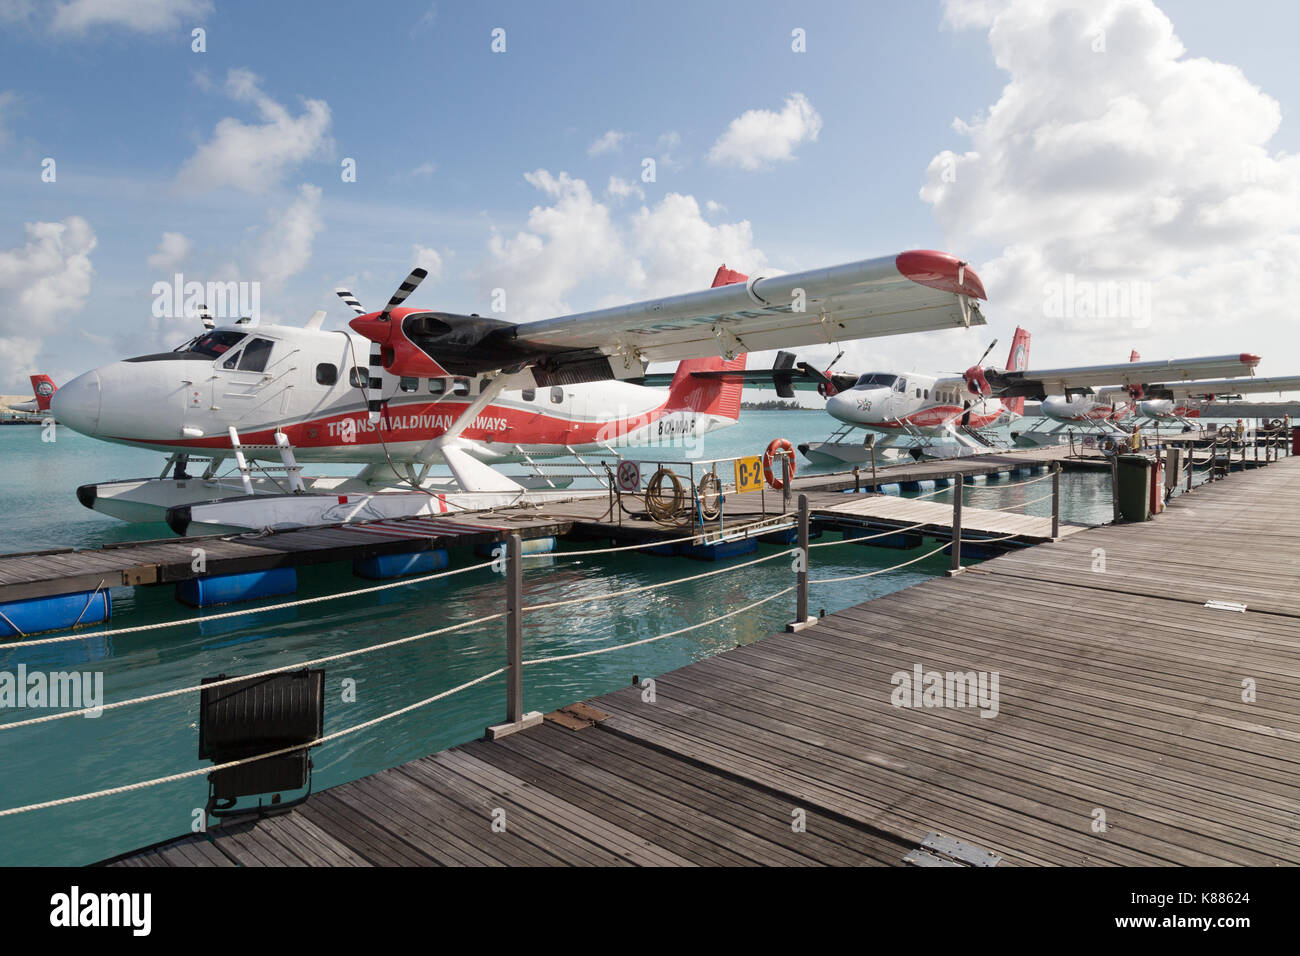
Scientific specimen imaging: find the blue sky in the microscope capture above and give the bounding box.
[2,0,1299,392]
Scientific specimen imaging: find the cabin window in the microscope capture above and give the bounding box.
[550,386,564,404]
[923,389,929,399]
[316,363,338,386]
[521,388,535,402]
[479,377,491,394]
[222,350,241,370]
[896,378,907,393]
[452,378,471,396]
[237,338,274,373]
[399,376,419,393]
[915,388,922,399]
[349,367,368,388]
[429,378,445,395]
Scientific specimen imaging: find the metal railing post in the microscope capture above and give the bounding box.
[506,533,523,723]
[782,451,792,513]
[950,473,963,574]
[786,494,815,633]
[485,533,542,740]
[1051,462,1060,539]
[1110,453,1120,522]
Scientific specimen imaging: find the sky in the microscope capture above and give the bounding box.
[1,0,1298,398]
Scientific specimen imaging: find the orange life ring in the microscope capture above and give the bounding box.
[763,438,796,489]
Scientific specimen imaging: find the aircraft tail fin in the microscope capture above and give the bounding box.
[30,374,57,412]
[665,354,748,421]
[1130,349,1141,362]
[1001,327,1030,416]
[711,264,749,288]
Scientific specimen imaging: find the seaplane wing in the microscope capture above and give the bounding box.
[509,250,986,369]
[1139,374,1300,401]
[986,353,1261,399]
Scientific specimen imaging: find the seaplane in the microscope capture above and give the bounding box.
[51,249,990,534]
[6,374,58,416]
[1017,354,1286,444]
[791,329,1262,462]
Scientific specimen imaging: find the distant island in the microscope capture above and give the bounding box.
[740,400,809,410]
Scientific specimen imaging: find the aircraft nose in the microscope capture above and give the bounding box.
[50,370,101,436]
[825,392,855,423]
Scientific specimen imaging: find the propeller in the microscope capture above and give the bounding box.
[818,350,846,397]
[335,268,429,422]
[963,338,998,397]
[197,304,214,331]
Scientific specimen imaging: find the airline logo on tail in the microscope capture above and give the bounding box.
[32,375,57,410]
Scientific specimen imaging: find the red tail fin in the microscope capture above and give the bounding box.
[1129,349,1140,362]
[1001,327,1030,416]
[29,374,57,412]
[665,355,748,420]
[711,264,748,288]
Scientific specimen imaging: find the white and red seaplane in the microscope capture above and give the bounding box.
[792,329,1262,462]
[53,250,989,533]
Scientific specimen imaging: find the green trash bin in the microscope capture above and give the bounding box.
[1116,454,1152,522]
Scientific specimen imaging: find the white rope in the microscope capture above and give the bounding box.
[6,558,498,648]
[809,542,949,585]
[0,665,507,817]
[522,512,795,560]
[522,586,795,667]
[0,612,506,731]
[522,546,795,613]
[985,490,1056,512]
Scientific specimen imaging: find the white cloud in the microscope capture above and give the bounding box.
[587,130,628,156]
[923,0,1300,371]
[412,244,444,280]
[0,216,96,388]
[255,184,323,286]
[146,231,191,270]
[52,0,212,33]
[177,69,332,194]
[656,130,683,171]
[707,93,822,171]
[480,170,766,320]
[606,175,644,202]
[411,161,437,177]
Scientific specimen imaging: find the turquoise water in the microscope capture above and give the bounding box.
[0,413,1178,865]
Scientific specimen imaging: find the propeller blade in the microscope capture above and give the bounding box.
[825,350,845,372]
[367,346,385,423]
[380,267,428,320]
[975,338,998,368]
[335,288,365,315]
[198,304,214,330]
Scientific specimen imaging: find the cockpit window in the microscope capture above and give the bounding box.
[236,338,274,373]
[185,330,246,358]
[852,373,899,390]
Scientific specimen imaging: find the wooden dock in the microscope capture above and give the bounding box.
[106,454,1300,867]
[0,444,1080,607]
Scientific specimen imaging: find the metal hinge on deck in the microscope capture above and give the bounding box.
[903,832,1001,867]
[544,702,610,731]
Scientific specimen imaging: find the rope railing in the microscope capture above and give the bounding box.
[0,664,508,818]
[0,611,506,731]
[521,546,795,614]
[6,558,499,648]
